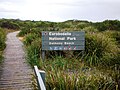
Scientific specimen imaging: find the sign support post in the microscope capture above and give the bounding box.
[42,50,45,61]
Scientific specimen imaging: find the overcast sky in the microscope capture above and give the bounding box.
[0,0,120,22]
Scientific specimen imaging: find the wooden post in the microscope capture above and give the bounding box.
[42,50,45,61]
[81,50,85,61]
[82,50,84,56]
[118,79,120,90]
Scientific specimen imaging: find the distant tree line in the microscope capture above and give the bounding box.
[0,18,120,31]
[93,20,120,31]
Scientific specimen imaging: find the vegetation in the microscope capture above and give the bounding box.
[85,32,119,66]
[0,28,6,62]
[0,18,120,89]
[0,19,20,62]
[41,57,116,90]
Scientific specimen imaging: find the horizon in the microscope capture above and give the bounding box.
[0,17,120,23]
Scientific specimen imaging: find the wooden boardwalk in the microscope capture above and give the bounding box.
[0,31,34,90]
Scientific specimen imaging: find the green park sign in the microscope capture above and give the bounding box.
[42,31,85,50]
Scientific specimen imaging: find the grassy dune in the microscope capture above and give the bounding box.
[1,19,119,89]
[17,20,120,90]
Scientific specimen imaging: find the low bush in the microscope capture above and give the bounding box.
[46,71,115,90]
[24,33,39,46]
[0,28,6,62]
[0,21,20,30]
[18,27,31,36]
[26,38,41,67]
[0,28,6,50]
[103,30,120,44]
[38,57,116,90]
[85,32,119,66]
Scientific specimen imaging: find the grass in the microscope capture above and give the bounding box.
[0,28,16,63]
[36,57,116,90]
[85,32,119,66]
[18,21,120,90]
[0,28,6,62]
[0,19,120,89]
[0,51,3,63]
[22,29,120,89]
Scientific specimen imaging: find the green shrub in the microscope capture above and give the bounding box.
[85,32,119,66]
[30,28,42,36]
[103,30,120,44]
[0,28,6,62]
[46,71,115,90]
[83,26,98,33]
[1,21,20,30]
[26,38,41,67]
[18,27,31,36]
[0,28,6,51]
[24,33,39,46]
[94,20,120,31]
[76,22,90,29]
[0,51,3,63]
[38,57,116,90]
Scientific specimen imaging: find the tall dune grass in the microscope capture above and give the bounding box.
[37,57,116,90]
[19,22,120,90]
[85,32,119,67]
[0,28,6,62]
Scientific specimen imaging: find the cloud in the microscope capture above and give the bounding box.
[0,0,120,21]
[0,0,26,19]
[0,7,18,13]
[0,0,26,4]
[47,0,120,22]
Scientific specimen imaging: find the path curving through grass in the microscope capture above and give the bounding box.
[0,31,34,90]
